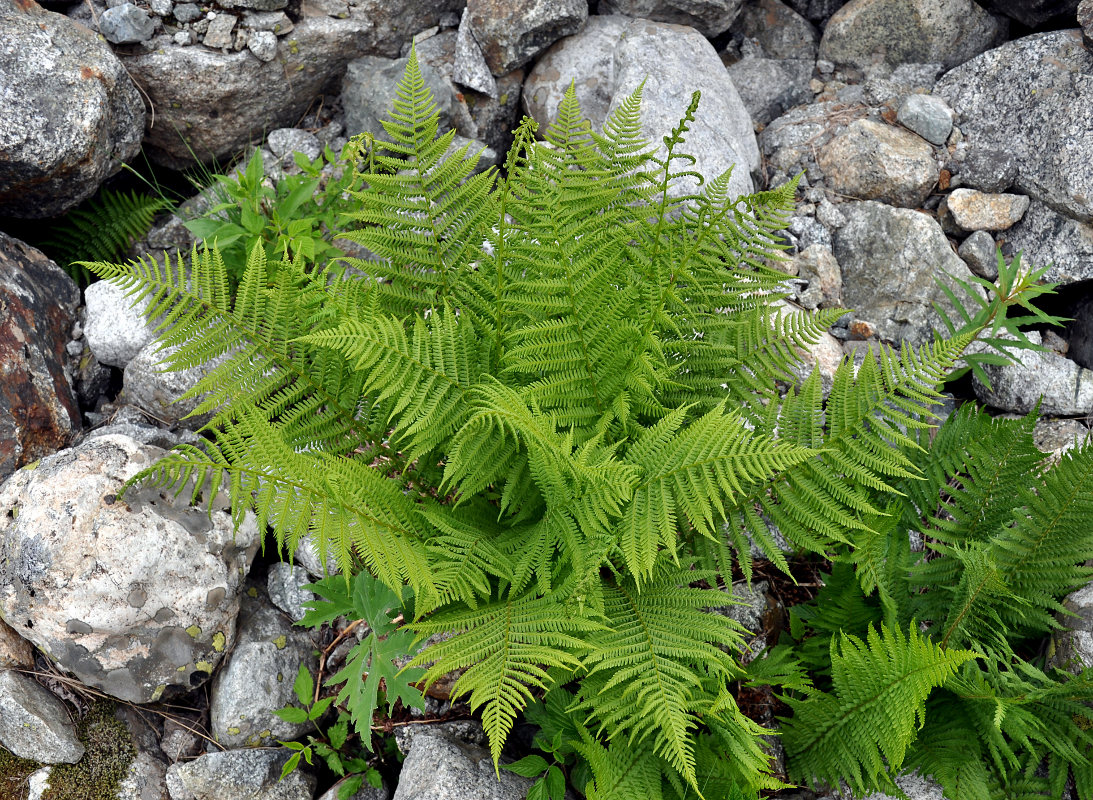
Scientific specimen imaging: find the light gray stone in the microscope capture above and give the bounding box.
[852,771,948,800]
[149,0,173,15]
[726,57,814,127]
[218,0,288,10]
[0,670,85,763]
[817,119,938,208]
[1082,0,1093,48]
[173,3,201,22]
[957,229,999,280]
[247,29,278,60]
[393,722,534,800]
[267,562,316,621]
[610,18,759,199]
[601,0,744,36]
[266,128,321,162]
[101,3,156,44]
[1051,582,1093,674]
[0,434,260,703]
[730,0,818,61]
[896,93,953,146]
[452,9,496,97]
[972,330,1093,416]
[936,31,1093,223]
[819,0,1007,70]
[760,100,869,181]
[121,340,224,428]
[466,0,587,75]
[241,9,293,33]
[343,53,453,139]
[203,13,237,49]
[794,244,842,309]
[788,215,832,251]
[209,589,318,747]
[0,3,145,218]
[834,201,981,345]
[522,15,631,131]
[165,749,315,800]
[1001,198,1093,286]
[84,271,157,370]
[1033,417,1091,463]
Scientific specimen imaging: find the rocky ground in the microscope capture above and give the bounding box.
[3,0,1093,798]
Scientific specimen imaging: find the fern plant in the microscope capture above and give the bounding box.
[84,52,1061,799]
[43,188,170,285]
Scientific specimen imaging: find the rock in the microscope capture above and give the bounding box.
[957,229,999,280]
[972,330,1093,416]
[850,771,948,800]
[121,340,225,429]
[601,0,744,36]
[266,128,322,163]
[0,2,144,218]
[466,0,587,75]
[247,29,278,61]
[0,670,85,763]
[819,0,1006,71]
[1051,582,1093,674]
[209,588,318,747]
[0,434,260,703]
[392,722,534,800]
[125,4,460,169]
[453,9,496,97]
[203,12,237,48]
[760,100,869,183]
[100,3,156,43]
[726,57,814,127]
[896,93,953,146]
[1067,295,1093,370]
[833,201,980,346]
[241,9,293,32]
[794,244,842,309]
[165,749,316,800]
[940,188,1029,232]
[730,0,819,61]
[0,619,35,668]
[712,581,770,661]
[1000,198,1093,286]
[612,19,759,198]
[267,563,316,621]
[1033,417,1091,463]
[0,234,82,480]
[816,119,939,208]
[957,146,1018,194]
[1081,0,1093,48]
[174,3,201,22]
[343,53,453,139]
[936,31,1093,223]
[114,704,171,800]
[970,0,1079,27]
[523,15,630,131]
[84,280,158,369]
[219,0,287,9]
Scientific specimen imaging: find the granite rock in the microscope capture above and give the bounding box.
[896,93,953,146]
[817,119,939,208]
[1000,198,1093,286]
[957,229,999,280]
[940,188,1029,232]
[165,749,315,800]
[100,3,156,43]
[600,0,744,36]
[466,0,587,75]
[730,0,818,61]
[972,330,1093,416]
[0,670,85,764]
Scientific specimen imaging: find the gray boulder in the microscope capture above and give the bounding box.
[730,0,819,61]
[817,119,938,208]
[165,749,315,800]
[600,0,744,36]
[972,330,1093,416]
[209,588,318,747]
[833,201,980,346]
[936,31,1093,223]
[452,9,496,97]
[0,670,85,764]
[525,17,759,199]
[0,233,82,481]
[267,562,317,622]
[819,0,1007,71]
[100,3,156,44]
[0,2,144,217]
[0,434,260,703]
[121,340,225,429]
[343,54,453,139]
[466,0,587,75]
[84,279,158,369]
[393,722,534,800]
[1001,198,1093,286]
[1050,582,1093,674]
[759,100,869,184]
[957,230,999,280]
[726,57,814,127]
[842,771,948,800]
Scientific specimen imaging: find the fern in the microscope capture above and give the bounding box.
[84,53,1066,798]
[44,188,170,285]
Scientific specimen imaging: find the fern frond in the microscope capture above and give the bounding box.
[579,564,746,787]
[575,734,666,800]
[409,591,601,766]
[783,622,978,796]
[51,188,171,283]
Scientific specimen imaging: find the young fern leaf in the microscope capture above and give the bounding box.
[783,622,978,796]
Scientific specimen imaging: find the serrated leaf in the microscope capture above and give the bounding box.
[293,663,315,706]
[546,765,566,799]
[338,775,365,800]
[328,719,349,750]
[502,754,549,777]
[310,696,334,719]
[279,751,302,781]
[274,707,310,725]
